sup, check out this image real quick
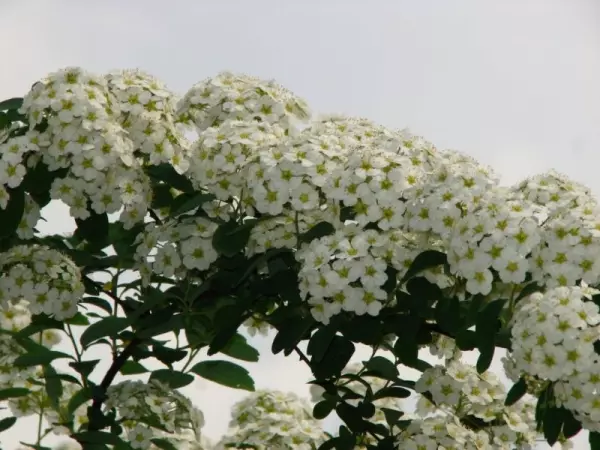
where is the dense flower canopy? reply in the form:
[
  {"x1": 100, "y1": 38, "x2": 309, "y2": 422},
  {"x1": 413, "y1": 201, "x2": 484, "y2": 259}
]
[{"x1": 0, "y1": 66, "x2": 597, "y2": 449}]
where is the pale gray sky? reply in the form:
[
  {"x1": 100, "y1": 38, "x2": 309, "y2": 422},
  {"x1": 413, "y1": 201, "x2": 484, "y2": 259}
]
[{"x1": 1, "y1": 0, "x2": 599, "y2": 448}]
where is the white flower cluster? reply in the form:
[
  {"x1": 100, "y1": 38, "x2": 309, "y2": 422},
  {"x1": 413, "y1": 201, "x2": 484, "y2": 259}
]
[
  {"x1": 134, "y1": 215, "x2": 219, "y2": 284},
  {"x1": 414, "y1": 362, "x2": 538, "y2": 449},
  {"x1": 0, "y1": 332, "x2": 31, "y2": 393},
  {"x1": 148, "y1": 430, "x2": 212, "y2": 450},
  {"x1": 511, "y1": 286, "x2": 600, "y2": 382},
  {"x1": 510, "y1": 285, "x2": 600, "y2": 431},
  {"x1": 105, "y1": 69, "x2": 190, "y2": 172},
  {"x1": 428, "y1": 333, "x2": 462, "y2": 362},
  {"x1": 0, "y1": 299, "x2": 66, "y2": 421},
  {"x1": 105, "y1": 379, "x2": 205, "y2": 449},
  {"x1": 0, "y1": 245, "x2": 84, "y2": 319},
  {"x1": 296, "y1": 225, "x2": 391, "y2": 323},
  {"x1": 176, "y1": 71, "x2": 310, "y2": 134},
  {"x1": 216, "y1": 390, "x2": 327, "y2": 450},
  {"x1": 398, "y1": 416, "x2": 500, "y2": 450},
  {"x1": 15, "y1": 67, "x2": 195, "y2": 228}
]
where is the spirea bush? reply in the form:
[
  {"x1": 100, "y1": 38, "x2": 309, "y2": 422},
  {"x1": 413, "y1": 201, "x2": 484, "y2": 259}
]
[{"x1": 0, "y1": 66, "x2": 596, "y2": 449}]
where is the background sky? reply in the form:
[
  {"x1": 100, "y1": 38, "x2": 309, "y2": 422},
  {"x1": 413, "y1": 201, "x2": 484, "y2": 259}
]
[{"x1": 1, "y1": 1, "x2": 600, "y2": 449}]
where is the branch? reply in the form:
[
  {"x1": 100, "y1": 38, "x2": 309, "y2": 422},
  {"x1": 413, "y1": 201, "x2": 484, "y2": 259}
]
[
  {"x1": 294, "y1": 346, "x2": 311, "y2": 365},
  {"x1": 87, "y1": 337, "x2": 141, "y2": 431}
]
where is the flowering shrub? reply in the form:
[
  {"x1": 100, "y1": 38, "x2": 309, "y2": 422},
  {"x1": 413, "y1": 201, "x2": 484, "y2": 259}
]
[{"x1": 0, "y1": 66, "x2": 596, "y2": 449}]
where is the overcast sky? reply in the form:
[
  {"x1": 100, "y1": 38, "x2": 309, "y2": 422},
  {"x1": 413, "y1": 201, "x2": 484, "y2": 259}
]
[{"x1": 1, "y1": 1, "x2": 599, "y2": 449}]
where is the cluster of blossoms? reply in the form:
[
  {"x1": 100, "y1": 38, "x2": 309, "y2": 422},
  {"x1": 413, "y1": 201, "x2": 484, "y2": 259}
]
[
  {"x1": 428, "y1": 333, "x2": 463, "y2": 362},
  {"x1": 6, "y1": 67, "x2": 600, "y2": 449},
  {"x1": 175, "y1": 71, "x2": 311, "y2": 134},
  {"x1": 296, "y1": 225, "x2": 392, "y2": 323},
  {"x1": 398, "y1": 415, "x2": 501, "y2": 450},
  {"x1": 0, "y1": 245, "x2": 84, "y2": 319},
  {"x1": 0, "y1": 300, "x2": 65, "y2": 420},
  {"x1": 414, "y1": 362, "x2": 538, "y2": 449},
  {"x1": 13, "y1": 67, "x2": 195, "y2": 228},
  {"x1": 133, "y1": 214, "x2": 219, "y2": 285},
  {"x1": 35, "y1": 431, "x2": 212, "y2": 450},
  {"x1": 510, "y1": 285, "x2": 600, "y2": 432},
  {"x1": 104, "y1": 380, "x2": 205, "y2": 449},
  {"x1": 216, "y1": 390, "x2": 327, "y2": 450},
  {"x1": 105, "y1": 69, "x2": 190, "y2": 172}
]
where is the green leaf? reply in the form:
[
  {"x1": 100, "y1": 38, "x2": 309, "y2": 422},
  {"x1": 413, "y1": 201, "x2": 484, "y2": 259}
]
[
  {"x1": 516, "y1": 282, "x2": 542, "y2": 302},
  {"x1": 151, "y1": 183, "x2": 175, "y2": 209},
  {"x1": 0, "y1": 187, "x2": 25, "y2": 238},
  {"x1": 357, "y1": 400, "x2": 375, "y2": 418},
  {"x1": 43, "y1": 365, "x2": 63, "y2": 410},
  {"x1": 149, "y1": 369, "x2": 195, "y2": 389},
  {"x1": 300, "y1": 221, "x2": 335, "y2": 244},
  {"x1": 403, "y1": 278, "x2": 442, "y2": 318},
  {"x1": 562, "y1": 408, "x2": 582, "y2": 438},
  {"x1": 220, "y1": 333, "x2": 260, "y2": 362},
  {"x1": 0, "y1": 97, "x2": 23, "y2": 111},
  {"x1": 208, "y1": 306, "x2": 248, "y2": 356},
  {"x1": 392, "y1": 317, "x2": 420, "y2": 366},
  {"x1": 67, "y1": 387, "x2": 92, "y2": 418},
  {"x1": 69, "y1": 359, "x2": 100, "y2": 378},
  {"x1": 435, "y1": 296, "x2": 463, "y2": 333},
  {"x1": 591, "y1": 432, "x2": 600, "y2": 450},
  {"x1": 336, "y1": 403, "x2": 366, "y2": 433},
  {"x1": 212, "y1": 220, "x2": 256, "y2": 257},
  {"x1": 108, "y1": 222, "x2": 144, "y2": 260},
  {"x1": 190, "y1": 360, "x2": 255, "y2": 391},
  {"x1": 170, "y1": 192, "x2": 215, "y2": 218},
  {"x1": 455, "y1": 329, "x2": 477, "y2": 351},
  {"x1": 380, "y1": 407, "x2": 404, "y2": 427},
  {"x1": 120, "y1": 360, "x2": 149, "y2": 375},
  {"x1": 317, "y1": 438, "x2": 339, "y2": 450},
  {"x1": 146, "y1": 164, "x2": 194, "y2": 193},
  {"x1": 73, "y1": 431, "x2": 124, "y2": 445},
  {"x1": 272, "y1": 316, "x2": 314, "y2": 356},
  {"x1": 65, "y1": 312, "x2": 90, "y2": 326},
  {"x1": 340, "y1": 315, "x2": 384, "y2": 346},
  {"x1": 152, "y1": 345, "x2": 188, "y2": 366},
  {"x1": 505, "y1": 377, "x2": 527, "y2": 406},
  {"x1": 151, "y1": 439, "x2": 179, "y2": 450},
  {"x1": 373, "y1": 386, "x2": 412, "y2": 400},
  {"x1": 543, "y1": 406, "x2": 564, "y2": 447},
  {"x1": 364, "y1": 356, "x2": 398, "y2": 381},
  {"x1": 75, "y1": 211, "x2": 109, "y2": 249},
  {"x1": 136, "y1": 312, "x2": 183, "y2": 338},
  {"x1": 80, "y1": 316, "x2": 130, "y2": 348},
  {"x1": 476, "y1": 347, "x2": 494, "y2": 374},
  {"x1": 0, "y1": 416, "x2": 17, "y2": 432},
  {"x1": 0, "y1": 387, "x2": 30, "y2": 401},
  {"x1": 402, "y1": 250, "x2": 447, "y2": 282},
  {"x1": 307, "y1": 326, "x2": 336, "y2": 364},
  {"x1": 81, "y1": 296, "x2": 113, "y2": 314},
  {"x1": 475, "y1": 299, "x2": 506, "y2": 373},
  {"x1": 313, "y1": 400, "x2": 335, "y2": 420},
  {"x1": 13, "y1": 350, "x2": 72, "y2": 367},
  {"x1": 312, "y1": 336, "x2": 355, "y2": 379},
  {"x1": 21, "y1": 163, "x2": 68, "y2": 208}
]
